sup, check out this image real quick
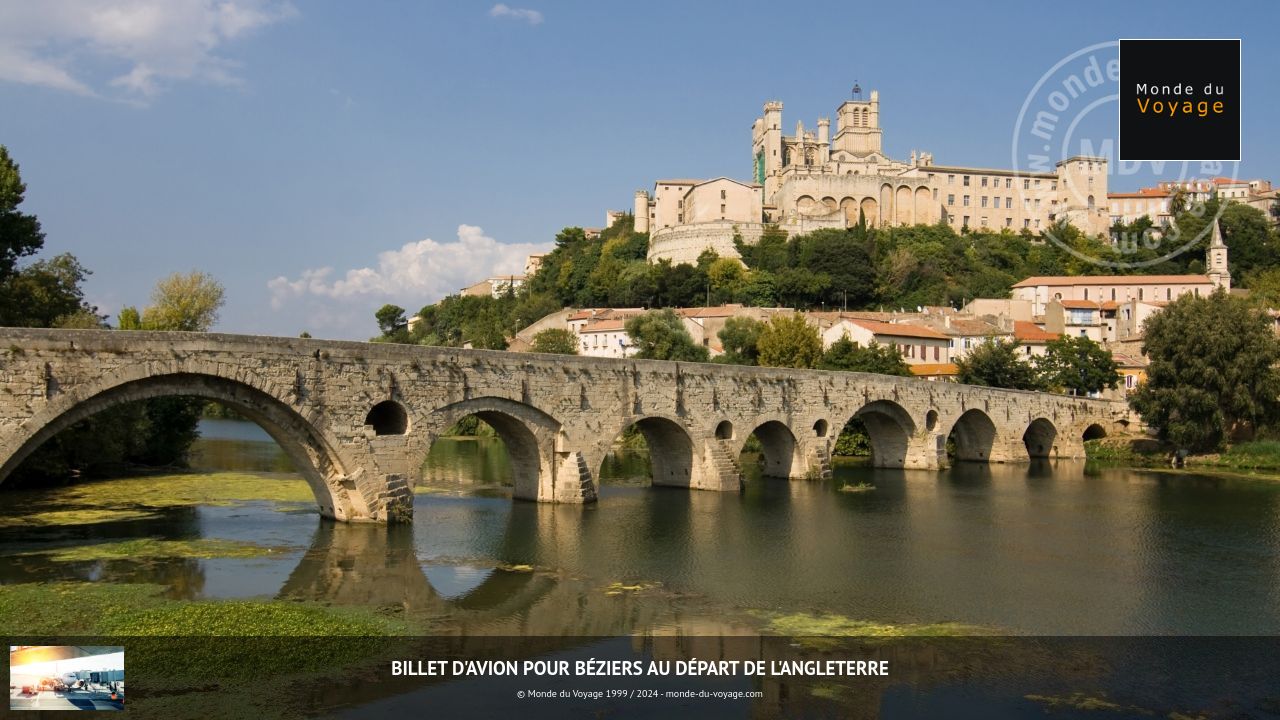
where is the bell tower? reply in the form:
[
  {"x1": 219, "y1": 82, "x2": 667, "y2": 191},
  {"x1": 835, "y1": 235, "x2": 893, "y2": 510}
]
[
  {"x1": 832, "y1": 89, "x2": 883, "y2": 157},
  {"x1": 1206, "y1": 217, "x2": 1231, "y2": 290}
]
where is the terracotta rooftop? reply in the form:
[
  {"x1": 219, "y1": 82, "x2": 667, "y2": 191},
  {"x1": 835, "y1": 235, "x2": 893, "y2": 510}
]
[
  {"x1": 910, "y1": 363, "x2": 959, "y2": 376},
  {"x1": 1059, "y1": 299, "x2": 1102, "y2": 310},
  {"x1": 1014, "y1": 321, "x2": 1059, "y2": 342},
  {"x1": 846, "y1": 318, "x2": 950, "y2": 340},
  {"x1": 1012, "y1": 275, "x2": 1212, "y2": 287},
  {"x1": 580, "y1": 319, "x2": 628, "y2": 333}
]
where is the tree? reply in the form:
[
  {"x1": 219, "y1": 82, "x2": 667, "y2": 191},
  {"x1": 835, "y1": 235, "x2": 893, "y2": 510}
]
[
  {"x1": 818, "y1": 336, "x2": 911, "y2": 376},
  {"x1": 0, "y1": 253, "x2": 96, "y2": 327},
  {"x1": 141, "y1": 271, "x2": 225, "y2": 331},
  {"x1": 955, "y1": 338, "x2": 1044, "y2": 390},
  {"x1": 1130, "y1": 289, "x2": 1280, "y2": 451},
  {"x1": 716, "y1": 317, "x2": 763, "y2": 365},
  {"x1": 117, "y1": 306, "x2": 143, "y2": 330},
  {"x1": 531, "y1": 328, "x2": 578, "y2": 355},
  {"x1": 624, "y1": 309, "x2": 709, "y2": 362},
  {"x1": 375, "y1": 304, "x2": 407, "y2": 335},
  {"x1": 0, "y1": 145, "x2": 44, "y2": 281},
  {"x1": 1036, "y1": 335, "x2": 1120, "y2": 395},
  {"x1": 757, "y1": 313, "x2": 823, "y2": 369}
]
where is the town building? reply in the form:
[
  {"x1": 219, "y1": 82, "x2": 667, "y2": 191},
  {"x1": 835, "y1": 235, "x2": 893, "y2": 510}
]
[{"x1": 638, "y1": 89, "x2": 1112, "y2": 264}]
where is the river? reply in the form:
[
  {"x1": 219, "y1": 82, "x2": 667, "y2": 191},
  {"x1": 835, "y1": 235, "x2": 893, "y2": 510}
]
[{"x1": 3, "y1": 417, "x2": 1278, "y2": 636}]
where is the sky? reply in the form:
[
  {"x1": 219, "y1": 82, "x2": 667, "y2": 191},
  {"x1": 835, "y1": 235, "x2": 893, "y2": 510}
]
[{"x1": 1, "y1": 1, "x2": 1277, "y2": 340}]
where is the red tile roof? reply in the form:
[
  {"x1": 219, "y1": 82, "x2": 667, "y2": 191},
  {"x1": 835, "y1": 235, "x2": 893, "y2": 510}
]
[
  {"x1": 1013, "y1": 275, "x2": 1211, "y2": 288},
  {"x1": 910, "y1": 363, "x2": 959, "y2": 376},
  {"x1": 1014, "y1": 321, "x2": 1059, "y2": 342},
  {"x1": 846, "y1": 318, "x2": 950, "y2": 340}
]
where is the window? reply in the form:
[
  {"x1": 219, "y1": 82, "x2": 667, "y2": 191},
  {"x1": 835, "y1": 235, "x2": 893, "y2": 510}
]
[
  {"x1": 963, "y1": 195, "x2": 970, "y2": 206},
  {"x1": 1024, "y1": 219, "x2": 1031, "y2": 228},
  {"x1": 720, "y1": 189, "x2": 726, "y2": 199},
  {"x1": 948, "y1": 174, "x2": 955, "y2": 184},
  {"x1": 1139, "y1": 288, "x2": 1144, "y2": 301},
  {"x1": 934, "y1": 346, "x2": 941, "y2": 361},
  {"x1": 1005, "y1": 178, "x2": 1012, "y2": 189},
  {"x1": 1035, "y1": 199, "x2": 1041, "y2": 209},
  {"x1": 933, "y1": 188, "x2": 939, "y2": 200},
  {"x1": 981, "y1": 177, "x2": 988, "y2": 187},
  {"x1": 963, "y1": 175, "x2": 970, "y2": 186},
  {"x1": 1035, "y1": 179, "x2": 1041, "y2": 188},
  {"x1": 981, "y1": 216, "x2": 989, "y2": 226},
  {"x1": 1084, "y1": 288, "x2": 1089, "y2": 300},
  {"x1": 1111, "y1": 288, "x2": 1116, "y2": 301},
  {"x1": 1024, "y1": 179, "x2": 1030, "y2": 190},
  {"x1": 1052, "y1": 181, "x2": 1058, "y2": 191},
  {"x1": 981, "y1": 196, "x2": 988, "y2": 208},
  {"x1": 1126, "y1": 375, "x2": 1136, "y2": 389},
  {"x1": 963, "y1": 215, "x2": 970, "y2": 226},
  {"x1": 947, "y1": 194, "x2": 955, "y2": 206},
  {"x1": 1005, "y1": 217, "x2": 1012, "y2": 227}
]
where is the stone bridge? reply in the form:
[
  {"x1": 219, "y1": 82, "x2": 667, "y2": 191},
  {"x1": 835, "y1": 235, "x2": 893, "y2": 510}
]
[{"x1": 0, "y1": 328, "x2": 1132, "y2": 522}]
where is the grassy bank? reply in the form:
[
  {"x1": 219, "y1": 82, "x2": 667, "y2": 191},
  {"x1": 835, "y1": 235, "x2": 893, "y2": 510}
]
[{"x1": 1086, "y1": 438, "x2": 1280, "y2": 477}]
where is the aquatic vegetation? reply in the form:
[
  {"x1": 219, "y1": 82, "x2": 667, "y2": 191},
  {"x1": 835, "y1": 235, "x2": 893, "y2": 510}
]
[
  {"x1": 838, "y1": 481, "x2": 875, "y2": 493},
  {"x1": 0, "y1": 507, "x2": 164, "y2": 527},
  {"x1": 755, "y1": 611, "x2": 992, "y2": 638},
  {"x1": 1024, "y1": 692, "x2": 1152, "y2": 715},
  {"x1": 0, "y1": 472, "x2": 315, "y2": 528},
  {"x1": 0, "y1": 582, "x2": 411, "y2": 637},
  {"x1": 17, "y1": 538, "x2": 294, "y2": 562},
  {"x1": 603, "y1": 581, "x2": 661, "y2": 596}
]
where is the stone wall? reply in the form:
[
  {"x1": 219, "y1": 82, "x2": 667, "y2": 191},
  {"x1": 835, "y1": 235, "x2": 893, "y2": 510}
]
[{"x1": 0, "y1": 328, "x2": 1132, "y2": 523}]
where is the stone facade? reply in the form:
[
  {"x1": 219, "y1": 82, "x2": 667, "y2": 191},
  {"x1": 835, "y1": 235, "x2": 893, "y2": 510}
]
[
  {"x1": 0, "y1": 329, "x2": 1131, "y2": 523},
  {"x1": 641, "y1": 90, "x2": 1113, "y2": 263}
]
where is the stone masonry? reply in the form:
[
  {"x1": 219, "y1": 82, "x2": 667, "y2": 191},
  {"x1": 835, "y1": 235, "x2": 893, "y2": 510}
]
[{"x1": 0, "y1": 329, "x2": 1132, "y2": 522}]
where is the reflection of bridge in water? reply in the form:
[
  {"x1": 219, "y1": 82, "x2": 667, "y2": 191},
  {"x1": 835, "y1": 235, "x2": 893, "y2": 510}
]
[{"x1": 0, "y1": 329, "x2": 1131, "y2": 523}]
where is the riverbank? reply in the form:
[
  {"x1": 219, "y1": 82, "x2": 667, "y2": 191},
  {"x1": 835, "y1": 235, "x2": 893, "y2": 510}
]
[{"x1": 1086, "y1": 438, "x2": 1280, "y2": 478}]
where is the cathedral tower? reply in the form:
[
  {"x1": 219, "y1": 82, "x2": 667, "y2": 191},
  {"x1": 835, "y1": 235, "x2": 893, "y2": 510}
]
[{"x1": 1207, "y1": 218, "x2": 1231, "y2": 290}]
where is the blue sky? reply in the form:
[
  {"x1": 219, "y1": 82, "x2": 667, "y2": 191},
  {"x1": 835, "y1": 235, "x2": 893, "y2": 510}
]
[{"x1": 1, "y1": 1, "x2": 1276, "y2": 339}]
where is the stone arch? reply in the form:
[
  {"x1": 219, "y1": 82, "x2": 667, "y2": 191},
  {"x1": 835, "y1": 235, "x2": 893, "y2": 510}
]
[
  {"x1": 0, "y1": 370, "x2": 367, "y2": 521},
  {"x1": 913, "y1": 186, "x2": 932, "y2": 224},
  {"x1": 851, "y1": 399, "x2": 916, "y2": 468},
  {"x1": 602, "y1": 415, "x2": 697, "y2": 489},
  {"x1": 426, "y1": 396, "x2": 564, "y2": 502},
  {"x1": 1024, "y1": 417, "x2": 1058, "y2": 458},
  {"x1": 840, "y1": 197, "x2": 859, "y2": 226},
  {"x1": 813, "y1": 419, "x2": 829, "y2": 437},
  {"x1": 821, "y1": 196, "x2": 838, "y2": 214},
  {"x1": 861, "y1": 197, "x2": 878, "y2": 227},
  {"x1": 796, "y1": 195, "x2": 819, "y2": 216},
  {"x1": 365, "y1": 400, "x2": 408, "y2": 435},
  {"x1": 742, "y1": 420, "x2": 801, "y2": 478},
  {"x1": 946, "y1": 408, "x2": 998, "y2": 462},
  {"x1": 715, "y1": 420, "x2": 734, "y2": 440},
  {"x1": 1082, "y1": 423, "x2": 1107, "y2": 441},
  {"x1": 879, "y1": 184, "x2": 894, "y2": 226},
  {"x1": 895, "y1": 185, "x2": 912, "y2": 225}
]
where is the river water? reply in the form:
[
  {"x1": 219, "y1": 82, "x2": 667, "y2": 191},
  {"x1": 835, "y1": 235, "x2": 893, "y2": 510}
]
[{"x1": 2, "y1": 418, "x2": 1279, "y2": 636}]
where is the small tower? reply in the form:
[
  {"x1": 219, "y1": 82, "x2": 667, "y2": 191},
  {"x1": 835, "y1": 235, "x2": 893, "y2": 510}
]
[
  {"x1": 634, "y1": 190, "x2": 650, "y2": 234},
  {"x1": 1207, "y1": 218, "x2": 1231, "y2": 290}
]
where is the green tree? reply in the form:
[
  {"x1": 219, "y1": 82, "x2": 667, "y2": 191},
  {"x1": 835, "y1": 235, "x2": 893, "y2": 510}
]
[
  {"x1": 375, "y1": 304, "x2": 407, "y2": 335},
  {"x1": 757, "y1": 313, "x2": 823, "y2": 369},
  {"x1": 0, "y1": 253, "x2": 96, "y2": 327},
  {"x1": 955, "y1": 338, "x2": 1044, "y2": 390},
  {"x1": 716, "y1": 317, "x2": 763, "y2": 365},
  {"x1": 530, "y1": 328, "x2": 578, "y2": 355},
  {"x1": 624, "y1": 309, "x2": 709, "y2": 361},
  {"x1": 1036, "y1": 335, "x2": 1120, "y2": 395},
  {"x1": 0, "y1": 145, "x2": 45, "y2": 281},
  {"x1": 1130, "y1": 289, "x2": 1280, "y2": 451},
  {"x1": 117, "y1": 306, "x2": 143, "y2": 330},
  {"x1": 140, "y1": 271, "x2": 225, "y2": 331},
  {"x1": 818, "y1": 336, "x2": 912, "y2": 376}
]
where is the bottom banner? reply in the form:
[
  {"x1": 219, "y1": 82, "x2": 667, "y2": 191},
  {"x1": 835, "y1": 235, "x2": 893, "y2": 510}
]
[{"x1": 7, "y1": 636, "x2": 1279, "y2": 718}]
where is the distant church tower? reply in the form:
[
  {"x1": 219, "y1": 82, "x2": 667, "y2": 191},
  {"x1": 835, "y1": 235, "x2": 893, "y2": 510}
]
[{"x1": 1206, "y1": 218, "x2": 1231, "y2": 291}]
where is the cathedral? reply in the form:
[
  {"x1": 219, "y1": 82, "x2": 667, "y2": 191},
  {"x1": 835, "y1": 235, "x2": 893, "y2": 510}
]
[{"x1": 638, "y1": 90, "x2": 1112, "y2": 264}]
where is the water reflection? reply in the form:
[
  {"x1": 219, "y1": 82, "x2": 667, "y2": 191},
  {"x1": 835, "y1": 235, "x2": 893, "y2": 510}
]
[{"x1": 3, "y1": 420, "x2": 1280, "y2": 635}]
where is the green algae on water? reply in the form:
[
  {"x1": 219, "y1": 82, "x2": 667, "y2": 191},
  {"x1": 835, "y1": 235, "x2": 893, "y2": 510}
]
[
  {"x1": 17, "y1": 538, "x2": 295, "y2": 562},
  {"x1": 755, "y1": 611, "x2": 993, "y2": 638}
]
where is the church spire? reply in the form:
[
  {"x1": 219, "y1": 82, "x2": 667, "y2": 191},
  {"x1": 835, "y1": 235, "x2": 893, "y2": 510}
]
[{"x1": 1206, "y1": 218, "x2": 1231, "y2": 291}]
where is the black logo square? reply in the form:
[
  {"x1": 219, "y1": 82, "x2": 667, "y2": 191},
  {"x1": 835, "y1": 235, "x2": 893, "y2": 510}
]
[{"x1": 1119, "y1": 39, "x2": 1240, "y2": 161}]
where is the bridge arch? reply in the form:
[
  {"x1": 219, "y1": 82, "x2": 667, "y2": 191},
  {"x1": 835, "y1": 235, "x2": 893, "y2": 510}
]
[
  {"x1": 849, "y1": 400, "x2": 916, "y2": 468},
  {"x1": 601, "y1": 415, "x2": 697, "y2": 489},
  {"x1": 741, "y1": 420, "x2": 802, "y2": 478},
  {"x1": 1023, "y1": 418, "x2": 1058, "y2": 458},
  {"x1": 1082, "y1": 423, "x2": 1108, "y2": 441},
  {"x1": 0, "y1": 370, "x2": 366, "y2": 520},
  {"x1": 424, "y1": 396, "x2": 563, "y2": 502},
  {"x1": 946, "y1": 408, "x2": 998, "y2": 463}
]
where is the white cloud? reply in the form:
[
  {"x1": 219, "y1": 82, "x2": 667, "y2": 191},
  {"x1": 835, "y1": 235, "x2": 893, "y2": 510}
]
[
  {"x1": 488, "y1": 4, "x2": 543, "y2": 25},
  {"x1": 267, "y1": 224, "x2": 551, "y2": 312},
  {"x1": 0, "y1": 0, "x2": 297, "y2": 99}
]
